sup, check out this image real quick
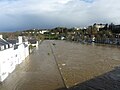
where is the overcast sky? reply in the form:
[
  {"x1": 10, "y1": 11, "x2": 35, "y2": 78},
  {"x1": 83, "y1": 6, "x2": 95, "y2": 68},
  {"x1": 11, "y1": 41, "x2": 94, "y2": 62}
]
[{"x1": 0, "y1": 0, "x2": 120, "y2": 32}]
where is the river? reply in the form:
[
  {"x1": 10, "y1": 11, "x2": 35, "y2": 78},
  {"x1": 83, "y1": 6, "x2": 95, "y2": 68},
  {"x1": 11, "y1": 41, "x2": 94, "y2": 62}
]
[
  {"x1": 0, "y1": 40, "x2": 120, "y2": 90},
  {"x1": 52, "y1": 40, "x2": 120, "y2": 90}
]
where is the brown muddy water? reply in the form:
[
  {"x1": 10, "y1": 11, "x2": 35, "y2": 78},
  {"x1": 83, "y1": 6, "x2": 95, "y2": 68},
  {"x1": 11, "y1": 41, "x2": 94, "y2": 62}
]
[
  {"x1": 51, "y1": 40, "x2": 120, "y2": 90},
  {"x1": 0, "y1": 40, "x2": 120, "y2": 90},
  {"x1": 0, "y1": 41, "x2": 65, "y2": 90}
]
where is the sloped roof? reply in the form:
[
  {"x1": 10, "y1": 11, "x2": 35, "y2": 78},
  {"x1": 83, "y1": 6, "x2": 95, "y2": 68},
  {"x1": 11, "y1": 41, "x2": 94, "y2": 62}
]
[
  {"x1": 6, "y1": 39, "x2": 18, "y2": 45},
  {"x1": 0, "y1": 38, "x2": 12, "y2": 51},
  {"x1": 0, "y1": 39, "x2": 10, "y2": 45},
  {"x1": 28, "y1": 39, "x2": 37, "y2": 44}
]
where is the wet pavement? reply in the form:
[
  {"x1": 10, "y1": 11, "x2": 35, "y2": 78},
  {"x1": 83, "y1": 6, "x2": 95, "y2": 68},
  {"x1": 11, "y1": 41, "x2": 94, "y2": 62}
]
[
  {"x1": 1, "y1": 40, "x2": 120, "y2": 90},
  {"x1": 0, "y1": 40, "x2": 65, "y2": 90}
]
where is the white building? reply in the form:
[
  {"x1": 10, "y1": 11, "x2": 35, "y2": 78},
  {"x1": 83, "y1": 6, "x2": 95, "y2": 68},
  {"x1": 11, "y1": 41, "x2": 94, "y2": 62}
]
[
  {"x1": 39, "y1": 30, "x2": 49, "y2": 34},
  {"x1": 94, "y1": 24, "x2": 105, "y2": 31},
  {"x1": 0, "y1": 35, "x2": 29, "y2": 82},
  {"x1": 28, "y1": 39, "x2": 39, "y2": 47}
]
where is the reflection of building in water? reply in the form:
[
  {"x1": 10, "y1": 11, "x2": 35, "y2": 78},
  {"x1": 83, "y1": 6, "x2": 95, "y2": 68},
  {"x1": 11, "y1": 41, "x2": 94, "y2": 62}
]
[{"x1": 0, "y1": 35, "x2": 29, "y2": 82}]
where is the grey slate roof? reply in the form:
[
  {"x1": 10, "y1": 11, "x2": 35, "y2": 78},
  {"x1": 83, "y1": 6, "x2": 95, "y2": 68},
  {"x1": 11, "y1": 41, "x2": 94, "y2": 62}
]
[
  {"x1": 6, "y1": 40, "x2": 18, "y2": 45},
  {"x1": 28, "y1": 39, "x2": 37, "y2": 44},
  {"x1": 0, "y1": 38, "x2": 12, "y2": 51},
  {"x1": 0, "y1": 39, "x2": 10, "y2": 45}
]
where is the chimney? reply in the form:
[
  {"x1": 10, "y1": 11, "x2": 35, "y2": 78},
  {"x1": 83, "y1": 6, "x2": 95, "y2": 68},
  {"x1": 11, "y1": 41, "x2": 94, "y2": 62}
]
[
  {"x1": 0, "y1": 35, "x2": 3, "y2": 39},
  {"x1": 18, "y1": 36, "x2": 23, "y2": 44}
]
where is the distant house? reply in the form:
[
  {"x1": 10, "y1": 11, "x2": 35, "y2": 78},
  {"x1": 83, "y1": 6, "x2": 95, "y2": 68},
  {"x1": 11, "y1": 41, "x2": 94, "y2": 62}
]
[
  {"x1": 28, "y1": 39, "x2": 39, "y2": 47},
  {"x1": 0, "y1": 35, "x2": 29, "y2": 82},
  {"x1": 110, "y1": 24, "x2": 120, "y2": 33},
  {"x1": 39, "y1": 30, "x2": 49, "y2": 34},
  {"x1": 93, "y1": 23, "x2": 106, "y2": 31}
]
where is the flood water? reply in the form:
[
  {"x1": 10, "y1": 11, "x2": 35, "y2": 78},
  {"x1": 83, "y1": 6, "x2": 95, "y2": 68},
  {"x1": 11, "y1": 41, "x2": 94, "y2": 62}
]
[
  {"x1": 0, "y1": 41, "x2": 65, "y2": 90},
  {"x1": 51, "y1": 40, "x2": 120, "y2": 90},
  {"x1": 0, "y1": 40, "x2": 120, "y2": 90}
]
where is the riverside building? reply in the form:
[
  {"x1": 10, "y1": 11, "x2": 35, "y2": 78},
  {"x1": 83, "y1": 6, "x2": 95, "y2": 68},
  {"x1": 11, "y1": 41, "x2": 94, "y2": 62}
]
[{"x1": 0, "y1": 35, "x2": 29, "y2": 82}]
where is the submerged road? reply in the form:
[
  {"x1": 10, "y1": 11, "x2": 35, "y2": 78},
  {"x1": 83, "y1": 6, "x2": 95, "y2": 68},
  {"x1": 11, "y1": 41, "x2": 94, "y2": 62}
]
[
  {"x1": 1, "y1": 40, "x2": 120, "y2": 90},
  {"x1": 0, "y1": 40, "x2": 66, "y2": 90}
]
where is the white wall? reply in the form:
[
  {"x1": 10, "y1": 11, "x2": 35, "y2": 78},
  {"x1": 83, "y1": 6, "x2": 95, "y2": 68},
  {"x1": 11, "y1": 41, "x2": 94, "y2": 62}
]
[
  {"x1": 39, "y1": 30, "x2": 49, "y2": 34},
  {"x1": 0, "y1": 42, "x2": 29, "y2": 82},
  {"x1": 0, "y1": 48, "x2": 13, "y2": 81}
]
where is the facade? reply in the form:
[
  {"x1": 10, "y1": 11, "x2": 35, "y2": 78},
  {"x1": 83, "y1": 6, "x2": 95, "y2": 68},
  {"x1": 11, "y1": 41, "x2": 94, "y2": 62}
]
[
  {"x1": 0, "y1": 35, "x2": 29, "y2": 82},
  {"x1": 110, "y1": 24, "x2": 120, "y2": 33},
  {"x1": 39, "y1": 30, "x2": 49, "y2": 34},
  {"x1": 28, "y1": 39, "x2": 39, "y2": 47},
  {"x1": 93, "y1": 23, "x2": 106, "y2": 31}
]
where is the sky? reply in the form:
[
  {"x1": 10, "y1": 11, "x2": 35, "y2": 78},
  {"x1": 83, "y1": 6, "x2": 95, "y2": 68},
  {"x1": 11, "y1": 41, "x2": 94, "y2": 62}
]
[{"x1": 0, "y1": 0, "x2": 120, "y2": 32}]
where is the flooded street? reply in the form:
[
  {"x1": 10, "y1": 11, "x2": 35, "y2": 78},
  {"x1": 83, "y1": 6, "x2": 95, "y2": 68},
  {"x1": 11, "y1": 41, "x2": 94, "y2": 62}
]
[
  {"x1": 51, "y1": 40, "x2": 120, "y2": 90},
  {"x1": 0, "y1": 40, "x2": 65, "y2": 90},
  {"x1": 0, "y1": 40, "x2": 120, "y2": 90}
]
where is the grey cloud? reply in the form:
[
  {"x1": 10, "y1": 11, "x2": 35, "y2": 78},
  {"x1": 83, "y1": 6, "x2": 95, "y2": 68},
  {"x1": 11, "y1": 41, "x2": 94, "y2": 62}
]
[{"x1": 0, "y1": 0, "x2": 120, "y2": 32}]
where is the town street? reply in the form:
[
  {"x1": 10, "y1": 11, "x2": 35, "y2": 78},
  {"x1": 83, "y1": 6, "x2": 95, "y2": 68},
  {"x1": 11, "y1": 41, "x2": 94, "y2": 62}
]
[{"x1": 0, "y1": 40, "x2": 66, "y2": 90}]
